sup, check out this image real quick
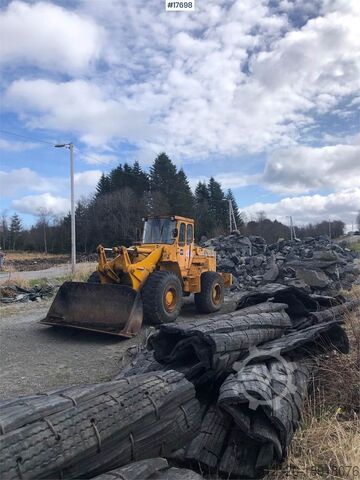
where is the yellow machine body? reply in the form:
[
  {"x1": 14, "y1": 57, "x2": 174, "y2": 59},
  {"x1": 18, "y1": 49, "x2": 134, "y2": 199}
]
[
  {"x1": 96, "y1": 216, "x2": 232, "y2": 293},
  {"x1": 41, "y1": 216, "x2": 232, "y2": 337}
]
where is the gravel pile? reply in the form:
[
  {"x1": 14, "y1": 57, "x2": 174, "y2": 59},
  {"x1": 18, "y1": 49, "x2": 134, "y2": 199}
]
[{"x1": 203, "y1": 233, "x2": 359, "y2": 294}]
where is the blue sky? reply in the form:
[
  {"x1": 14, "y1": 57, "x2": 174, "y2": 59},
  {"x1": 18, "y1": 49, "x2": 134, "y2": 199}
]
[{"x1": 0, "y1": 0, "x2": 359, "y2": 229}]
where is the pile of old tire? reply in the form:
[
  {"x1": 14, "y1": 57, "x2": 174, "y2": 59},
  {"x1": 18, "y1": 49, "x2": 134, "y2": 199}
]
[
  {"x1": 116, "y1": 286, "x2": 358, "y2": 478},
  {"x1": 0, "y1": 371, "x2": 200, "y2": 480}
]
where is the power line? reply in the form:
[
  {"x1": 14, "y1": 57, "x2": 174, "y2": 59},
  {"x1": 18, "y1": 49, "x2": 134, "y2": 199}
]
[
  {"x1": 0, "y1": 128, "x2": 239, "y2": 202},
  {"x1": 0, "y1": 129, "x2": 54, "y2": 146}
]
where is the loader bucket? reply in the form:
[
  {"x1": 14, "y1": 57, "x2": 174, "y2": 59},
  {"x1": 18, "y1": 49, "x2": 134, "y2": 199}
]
[{"x1": 40, "y1": 281, "x2": 143, "y2": 337}]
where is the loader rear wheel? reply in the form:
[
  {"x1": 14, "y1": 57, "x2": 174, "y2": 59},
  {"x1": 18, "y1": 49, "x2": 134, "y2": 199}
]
[
  {"x1": 87, "y1": 271, "x2": 100, "y2": 283},
  {"x1": 195, "y1": 272, "x2": 224, "y2": 313},
  {"x1": 142, "y1": 271, "x2": 182, "y2": 325}
]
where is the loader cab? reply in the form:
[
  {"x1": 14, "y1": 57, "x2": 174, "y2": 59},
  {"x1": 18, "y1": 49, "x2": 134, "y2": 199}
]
[
  {"x1": 142, "y1": 217, "x2": 177, "y2": 245},
  {"x1": 142, "y1": 216, "x2": 194, "y2": 248}
]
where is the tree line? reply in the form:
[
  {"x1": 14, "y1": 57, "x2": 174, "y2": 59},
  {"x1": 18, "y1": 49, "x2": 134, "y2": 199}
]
[{"x1": 0, "y1": 152, "x2": 350, "y2": 253}]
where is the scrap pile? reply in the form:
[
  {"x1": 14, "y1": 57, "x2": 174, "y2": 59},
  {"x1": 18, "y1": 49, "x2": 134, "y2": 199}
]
[
  {"x1": 0, "y1": 371, "x2": 200, "y2": 480},
  {"x1": 203, "y1": 233, "x2": 359, "y2": 293},
  {"x1": 0, "y1": 283, "x2": 54, "y2": 303},
  {"x1": 114, "y1": 285, "x2": 358, "y2": 478},
  {"x1": 0, "y1": 289, "x2": 358, "y2": 479}
]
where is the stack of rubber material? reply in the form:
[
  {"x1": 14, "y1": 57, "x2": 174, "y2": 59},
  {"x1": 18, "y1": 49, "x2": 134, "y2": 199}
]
[
  {"x1": 91, "y1": 458, "x2": 204, "y2": 480},
  {"x1": 150, "y1": 305, "x2": 292, "y2": 386},
  {"x1": 132, "y1": 287, "x2": 358, "y2": 478},
  {"x1": 1, "y1": 284, "x2": 358, "y2": 480},
  {"x1": 0, "y1": 371, "x2": 200, "y2": 480}
]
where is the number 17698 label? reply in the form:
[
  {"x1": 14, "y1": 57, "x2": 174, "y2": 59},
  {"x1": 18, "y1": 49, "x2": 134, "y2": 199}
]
[{"x1": 166, "y1": 1, "x2": 195, "y2": 11}]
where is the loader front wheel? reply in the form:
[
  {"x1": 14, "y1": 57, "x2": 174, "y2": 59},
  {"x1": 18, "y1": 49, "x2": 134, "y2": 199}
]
[
  {"x1": 142, "y1": 271, "x2": 182, "y2": 325},
  {"x1": 195, "y1": 271, "x2": 224, "y2": 313}
]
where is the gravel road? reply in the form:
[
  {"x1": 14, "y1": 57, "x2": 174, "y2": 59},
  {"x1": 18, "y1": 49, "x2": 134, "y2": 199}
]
[{"x1": 0, "y1": 295, "x2": 236, "y2": 400}]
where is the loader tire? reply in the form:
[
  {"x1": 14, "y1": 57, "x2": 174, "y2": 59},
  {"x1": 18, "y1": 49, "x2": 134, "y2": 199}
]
[
  {"x1": 87, "y1": 271, "x2": 100, "y2": 283},
  {"x1": 195, "y1": 271, "x2": 224, "y2": 313},
  {"x1": 142, "y1": 271, "x2": 182, "y2": 325}
]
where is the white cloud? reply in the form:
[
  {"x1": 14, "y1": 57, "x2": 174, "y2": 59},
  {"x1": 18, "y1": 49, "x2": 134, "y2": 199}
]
[
  {"x1": 0, "y1": 1, "x2": 104, "y2": 74},
  {"x1": 1, "y1": 167, "x2": 102, "y2": 202},
  {"x1": 79, "y1": 152, "x2": 118, "y2": 165},
  {"x1": 3, "y1": 0, "x2": 360, "y2": 159},
  {"x1": 10, "y1": 170, "x2": 102, "y2": 216},
  {"x1": 74, "y1": 170, "x2": 102, "y2": 197},
  {"x1": 261, "y1": 142, "x2": 360, "y2": 194},
  {"x1": 0, "y1": 168, "x2": 56, "y2": 196},
  {"x1": 0, "y1": 138, "x2": 40, "y2": 151},
  {"x1": 244, "y1": 188, "x2": 360, "y2": 226},
  {"x1": 5, "y1": 79, "x2": 157, "y2": 148},
  {"x1": 12, "y1": 193, "x2": 70, "y2": 216}
]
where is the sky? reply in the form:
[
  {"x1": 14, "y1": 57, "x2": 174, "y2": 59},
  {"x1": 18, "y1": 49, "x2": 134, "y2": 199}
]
[{"x1": 0, "y1": 0, "x2": 359, "y2": 230}]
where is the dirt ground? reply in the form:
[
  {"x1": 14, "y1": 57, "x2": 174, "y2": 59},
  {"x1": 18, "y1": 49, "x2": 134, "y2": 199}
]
[
  {"x1": 0, "y1": 295, "x2": 237, "y2": 400},
  {"x1": 2, "y1": 251, "x2": 70, "y2": 272}
]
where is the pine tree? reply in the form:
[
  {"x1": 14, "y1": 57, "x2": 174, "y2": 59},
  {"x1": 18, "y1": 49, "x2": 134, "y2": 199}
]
[
  {"x1": 108, "y1": 162, "x2": 149, "y2": 196},
  {"x1": 109, "y1": 165, "x2": 125, "y2": 191},
  {"x1": 194, "y1": 182, "x2": 215, "y2": 239},
  {"x1": 95, "y1": 173, "x2": 112, "y2": 197},
  {"x1": 9, "y1": 213, "x2": 23, "y2": 250},
  {"x1": 149, "y1": 153, "x2": 178, "y2": 214},
  {"x1": 129, "y1": 161, "x2": 149, "y2": 195},
  {"x1": 173, "y1": 169, "x2": 195, "y2": 218},
  {"x1": 208, "y1": 177, "x2": 227, "y2": 232},
  {"x1": 226, "y1": 189, "x2": 244, "y2": 231}
]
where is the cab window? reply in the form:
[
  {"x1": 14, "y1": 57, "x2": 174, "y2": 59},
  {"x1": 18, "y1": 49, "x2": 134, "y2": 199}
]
[
  {"x1": 187, "y1": 224, "x2": 193, "y2": 243},
  {"x1": 179, "y1": 223, "x2": 186, "y2": 245}
]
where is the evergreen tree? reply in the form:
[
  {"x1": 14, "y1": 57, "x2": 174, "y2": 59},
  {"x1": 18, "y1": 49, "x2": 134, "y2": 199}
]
[
  {"x1": 109, "y1": 165, "x2": 125, "y2": 191},
  {"x1": 150, "y1": 153, "x2": 176, "y2": 196},
  {"x1": 208, "y1": 177, "x2": 227, "y2": 232},
  {"x1": 9, "y1": 213, "x2": 23, "y2": 250},
  {"x1": 174, "y1": 169, "x2": 195, "y2": 218},
  {"x1": 194, "y1": 182, "x2": 214, "y2": 239},
  {"x1": 129, "y1": 161, "x2": 149, "y2": 196},
  {"x1": 149, "y1": 153, "x2": 178, "y2": 214},
  {"x1": 109, "y1": 161, "x2": 149, "y2": 196},
  {"x1": 95, "y1": 173, "x2": 112, "y2": 197},
  {"x1": 226, "y1": 189, "x2": 244, "y2": 231}
]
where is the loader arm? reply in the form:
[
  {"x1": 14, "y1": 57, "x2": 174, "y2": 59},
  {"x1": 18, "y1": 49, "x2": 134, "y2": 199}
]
[{"x1": 97, "y1": 244, "x2": 164, "y2": 291}]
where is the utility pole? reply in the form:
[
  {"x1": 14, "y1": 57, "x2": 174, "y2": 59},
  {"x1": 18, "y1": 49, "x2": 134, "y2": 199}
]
[
  {"x1": 54, "y1": 142, "x2": 76, "y2": 274},
  {"x1": 228, "y1": 199, "x2": 238, "y2": 233},
  {"x1": 287, "y1": 216, "x2": 293, "y2": 241}
]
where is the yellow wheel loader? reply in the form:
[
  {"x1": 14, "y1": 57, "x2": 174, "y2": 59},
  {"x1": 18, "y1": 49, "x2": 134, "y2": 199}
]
[{"x1": 41, "y1": 216, "x2": 232, "y2": 337}]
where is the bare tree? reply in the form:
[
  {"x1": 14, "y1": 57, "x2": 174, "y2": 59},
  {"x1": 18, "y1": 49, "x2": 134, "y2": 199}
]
[
  {"x1": 37, "y1": 209, "x2": 51, "y2": 254},
  {"x1": 0, "y1": 210, "x2": 9, "y2": 250}
]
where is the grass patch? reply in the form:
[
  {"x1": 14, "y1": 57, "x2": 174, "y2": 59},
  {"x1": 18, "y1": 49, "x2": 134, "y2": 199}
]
[
  {"x1": 349, "y1": 242, "x2": 360, "y2": 253},
  {"x1": 0, "y1": 263, "x2": 96, "y2": 290},
  {"x1": 3, "y1": 251, "x2": 67, "y2": 261}
]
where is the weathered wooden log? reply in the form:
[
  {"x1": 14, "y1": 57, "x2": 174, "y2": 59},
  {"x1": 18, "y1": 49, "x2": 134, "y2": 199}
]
[{"x1": 0, "y1": 371, "x2": 201, "y2": 480}]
